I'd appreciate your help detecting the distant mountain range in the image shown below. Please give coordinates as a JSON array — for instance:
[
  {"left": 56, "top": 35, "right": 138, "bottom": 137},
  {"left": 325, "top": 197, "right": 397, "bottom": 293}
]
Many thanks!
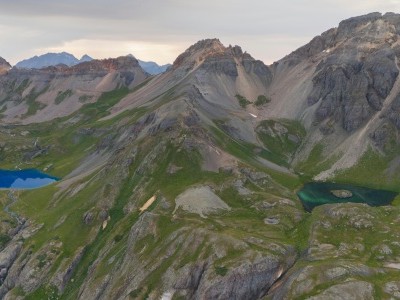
[
  {"left": 15, "top": 52, "right": 93, "bottom": 69},
  {"left": 15, "top": 52, "right": 170, "bottom": 75},
  {"left": 137, "top": 59, "right": 171, "bottom": 75}
]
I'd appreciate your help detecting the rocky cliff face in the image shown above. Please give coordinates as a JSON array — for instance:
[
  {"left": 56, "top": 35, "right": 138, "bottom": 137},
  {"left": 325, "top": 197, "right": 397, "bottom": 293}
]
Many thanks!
[
  {"left": 304, "top": 13, "right": 399, "bottom": 132},
  {"left": 273, "top": 12, "right": 400, "bottom": 131},
  {"left": 172, "top": 38, "right": 272, "bottom": 81},
  {"left": 266, "top": 12, "right": 400, "bottom": 179}
]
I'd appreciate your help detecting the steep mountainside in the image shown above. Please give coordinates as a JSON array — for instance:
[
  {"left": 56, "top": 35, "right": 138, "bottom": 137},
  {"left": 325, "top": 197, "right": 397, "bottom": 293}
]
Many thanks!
[
  {"left": 107, "top": 39, "right": 273, "bottom": 149},
  {"left": 0, "top": 13, "right": 400, "bottom": 300},
  {"left": 267, "top": 12, "right": 400, "bottom": 181},
  {"left": 0, "top": 56, "right": 148, "bottom": 124},
  {"left": 15, "top": 52, "right": 93, "bottom": 69}
]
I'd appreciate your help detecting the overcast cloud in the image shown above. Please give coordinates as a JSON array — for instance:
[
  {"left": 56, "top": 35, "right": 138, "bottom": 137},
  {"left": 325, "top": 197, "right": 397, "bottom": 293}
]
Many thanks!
[{"left": 1, "top": 0, "right": 400, "bottom": 65}]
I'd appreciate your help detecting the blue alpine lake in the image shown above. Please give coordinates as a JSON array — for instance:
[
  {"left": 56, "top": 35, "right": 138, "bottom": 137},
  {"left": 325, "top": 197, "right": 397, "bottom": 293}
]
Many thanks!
[
  {"left": 0, "top": 169, "right": 59, "bottom": 189},
  {"left": 297, "top": 182, "right": 398, "bottom": 212}
]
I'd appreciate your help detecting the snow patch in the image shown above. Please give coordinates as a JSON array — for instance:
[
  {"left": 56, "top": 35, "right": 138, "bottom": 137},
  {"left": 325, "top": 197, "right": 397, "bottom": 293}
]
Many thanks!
[{"left": 161, "top": 291, "right": 173, "bottom": 300}]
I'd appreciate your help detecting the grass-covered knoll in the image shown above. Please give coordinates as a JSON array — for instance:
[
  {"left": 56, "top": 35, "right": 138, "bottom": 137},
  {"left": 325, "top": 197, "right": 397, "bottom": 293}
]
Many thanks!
[
  {"left": 257, "top": 119, "right": 305, "bottom": 164},
  {"left": 145, "top": 142, "right": 228, "bottom": 199},
  {"left": 211, "top": 121, "right": 301, "bottom": 191},
  {"left": 78, "top": 87, "right": 130, "bottom": 120},
  {"left": 333, "top": 148, "right": 400, "bottom": 192},
  {"left": 1, "top": 120, "right": 99, "bottom": 178},
  {"left": 212, "top": 121, "right": 287, "bottom": 167},
  {"left": 295, "top": 142, "right": 342, "bottom": 178}
]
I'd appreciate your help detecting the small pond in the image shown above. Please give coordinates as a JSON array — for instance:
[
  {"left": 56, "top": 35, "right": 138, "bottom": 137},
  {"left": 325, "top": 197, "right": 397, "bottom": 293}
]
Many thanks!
[
  {"left": 297, "top": 182, "right": 398, "bottom": 212},
  {"left": 0, "top": 169, "right": 59, "bottom": 189}
]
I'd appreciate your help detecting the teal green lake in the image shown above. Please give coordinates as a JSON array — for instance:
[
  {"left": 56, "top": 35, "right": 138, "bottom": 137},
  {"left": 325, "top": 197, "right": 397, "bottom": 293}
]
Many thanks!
[{"left": 297, "top": 182, "right": 398, "bottom": 212}]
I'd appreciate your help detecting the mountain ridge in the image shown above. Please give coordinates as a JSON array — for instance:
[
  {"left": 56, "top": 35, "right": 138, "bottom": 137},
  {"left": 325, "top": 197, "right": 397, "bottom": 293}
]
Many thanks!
[
  {"left": 15, "top": 52, "right": 94, "bottom": 69},
  {"left": 15, "top": 52, "right": 171, "bottom": 75},
  {"left": 0, "top": 55, "right": 148, "bottom": 124}
]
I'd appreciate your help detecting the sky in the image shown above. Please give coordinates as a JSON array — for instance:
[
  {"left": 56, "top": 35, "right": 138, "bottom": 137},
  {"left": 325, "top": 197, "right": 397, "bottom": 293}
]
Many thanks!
[{"left": 1, "top": 0, "right": 400, "bottom": 66}]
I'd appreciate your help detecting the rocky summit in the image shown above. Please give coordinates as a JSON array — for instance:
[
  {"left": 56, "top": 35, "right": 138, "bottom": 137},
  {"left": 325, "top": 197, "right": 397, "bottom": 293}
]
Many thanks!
[{"left": 0, "top": 12, "right": 400, "bottom": 300}]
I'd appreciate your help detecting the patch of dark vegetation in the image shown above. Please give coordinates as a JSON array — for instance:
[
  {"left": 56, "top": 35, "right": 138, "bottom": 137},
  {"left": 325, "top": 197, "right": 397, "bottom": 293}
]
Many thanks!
[
  {"left": 15, "top": 78, "right": 30, "bottom": 94},
  {"left": 22, "top": 86, "right": 49, "bottom": 117},
  {"left": 215, "top": 265, "right": 228, "bottom": 276},
  {"left": 254, "top": 95, "right": 270, "bottom": 106},
  {"left": 78, "top": 95, "right": 93, "bottom": 103},
  {"left": 0, "top": 234, "right": 10, "bottom": 250},
  {"left": 236, "top": 94, "right": 252, "bottom": 108},
  {"left": 55, "top": 89, "right": 73, "bottom": 104}
]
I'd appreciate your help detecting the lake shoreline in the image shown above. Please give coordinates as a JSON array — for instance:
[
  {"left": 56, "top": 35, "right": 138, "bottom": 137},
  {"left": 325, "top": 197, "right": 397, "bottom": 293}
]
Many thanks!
[{"left": 297, "top": 182, "right": 398, "bottom": 212}]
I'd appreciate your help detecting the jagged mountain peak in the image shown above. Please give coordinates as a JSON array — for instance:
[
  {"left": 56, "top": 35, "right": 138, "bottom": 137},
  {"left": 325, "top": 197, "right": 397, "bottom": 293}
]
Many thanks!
[
  {"left": 172, "top": 38, "right": 226, "bottom": 68},
  {"left": 172, "top": 38, "right": 262, "bottom": 78},
  {"left": 172, "top": 38, "right": 255, "bottom": 68},
  {"left": 186, "top": 38, "right": 225, "bottom": 52},
  {"left": 283, "top": 12, "right": 400, "bottom": 63}
]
